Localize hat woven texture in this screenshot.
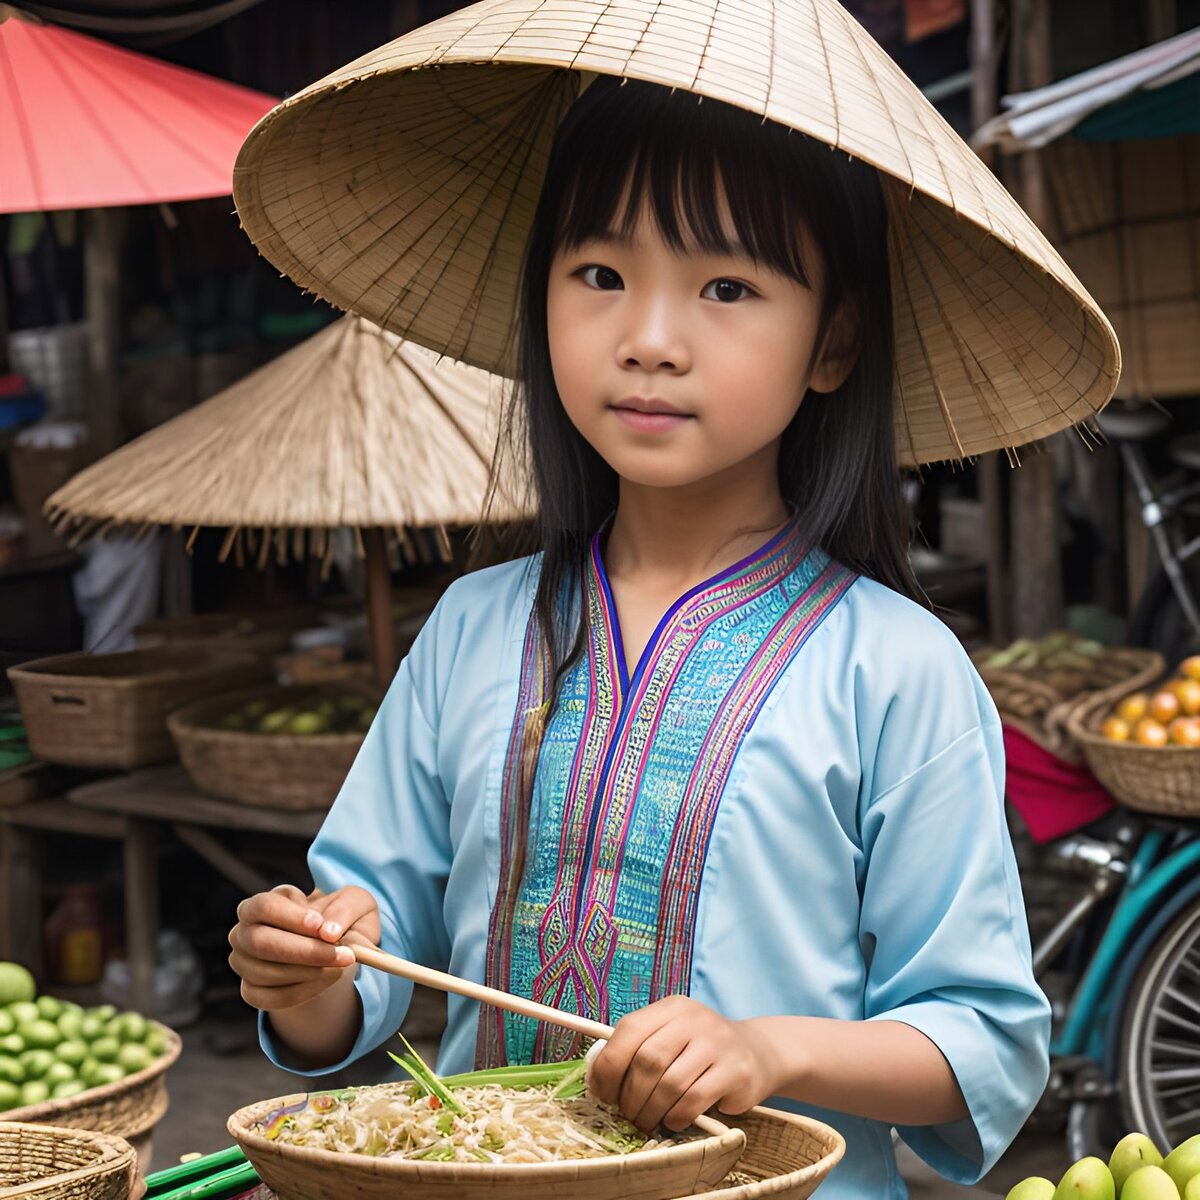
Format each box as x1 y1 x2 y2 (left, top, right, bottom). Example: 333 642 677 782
233 0 1120 467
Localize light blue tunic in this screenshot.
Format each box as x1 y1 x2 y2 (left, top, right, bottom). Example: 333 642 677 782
262 539 1050 1199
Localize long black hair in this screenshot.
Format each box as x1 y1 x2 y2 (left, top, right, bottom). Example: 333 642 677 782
493 76 921 700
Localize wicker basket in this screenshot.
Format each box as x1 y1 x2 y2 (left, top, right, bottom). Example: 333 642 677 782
975 647 1164 763
8 649 269 769
168 685 373 810
0 1122 138 1200
228 1091 746 1200
1067 688 1200 818
242 1105 845 1200
3 1026 181 1173
675 1106 844 1200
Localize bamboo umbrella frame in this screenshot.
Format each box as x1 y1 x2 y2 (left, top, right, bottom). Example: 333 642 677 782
45 317 528 684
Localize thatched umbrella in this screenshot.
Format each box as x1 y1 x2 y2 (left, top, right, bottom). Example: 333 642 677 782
44 316 526 684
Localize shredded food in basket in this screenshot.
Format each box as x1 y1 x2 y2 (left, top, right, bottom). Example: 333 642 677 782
259 1082 689 1163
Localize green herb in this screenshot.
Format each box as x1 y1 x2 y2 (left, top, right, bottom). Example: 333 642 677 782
387 1032 469 1116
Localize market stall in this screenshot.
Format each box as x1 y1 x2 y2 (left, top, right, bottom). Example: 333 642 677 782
40 313 525 686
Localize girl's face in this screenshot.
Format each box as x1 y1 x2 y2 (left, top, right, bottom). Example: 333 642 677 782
546 204 853 494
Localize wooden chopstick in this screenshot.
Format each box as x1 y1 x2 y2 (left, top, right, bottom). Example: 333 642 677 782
351 944 616 1042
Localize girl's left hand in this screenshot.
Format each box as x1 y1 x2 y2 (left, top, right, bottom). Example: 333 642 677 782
587 995 777 1133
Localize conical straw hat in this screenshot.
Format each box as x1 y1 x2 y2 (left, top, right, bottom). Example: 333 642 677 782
233 0 1120 467
45 317 526 560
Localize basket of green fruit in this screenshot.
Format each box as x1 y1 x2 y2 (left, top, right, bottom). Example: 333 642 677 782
167 684 379 810
0 962 179 1172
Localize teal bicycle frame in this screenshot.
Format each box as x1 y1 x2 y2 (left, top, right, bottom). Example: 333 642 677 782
1051 829 1200 1062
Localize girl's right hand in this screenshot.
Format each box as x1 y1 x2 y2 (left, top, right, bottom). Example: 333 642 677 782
228 883 381 1012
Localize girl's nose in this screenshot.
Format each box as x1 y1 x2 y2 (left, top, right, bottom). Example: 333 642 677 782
616 301 691 374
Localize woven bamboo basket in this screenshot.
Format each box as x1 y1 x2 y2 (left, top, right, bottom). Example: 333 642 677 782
0 1122 139 1200
167 685 373 810
3 1027 181 1173
228 1091 747 1200
673 1107 844 1200
974 647 1164 763
244 1105 845 1200
8 648 268 769
1067 688 1200 818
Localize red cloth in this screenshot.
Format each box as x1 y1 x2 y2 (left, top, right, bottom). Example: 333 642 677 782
1003 724 1116 843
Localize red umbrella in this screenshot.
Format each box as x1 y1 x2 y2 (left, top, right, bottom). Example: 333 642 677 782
0 4 276 212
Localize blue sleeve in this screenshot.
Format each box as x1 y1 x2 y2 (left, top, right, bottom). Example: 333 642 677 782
858 658 1051 1183
259 614 452 1076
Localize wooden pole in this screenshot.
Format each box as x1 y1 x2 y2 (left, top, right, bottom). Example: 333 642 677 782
84 208 125 456
1142 0 1176 42
363 527 399 688
969 0 1010 646
1006 0 1064 638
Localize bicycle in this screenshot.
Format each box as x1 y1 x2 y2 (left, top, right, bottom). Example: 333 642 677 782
1095 401 1200 665
1022 804 1200 1158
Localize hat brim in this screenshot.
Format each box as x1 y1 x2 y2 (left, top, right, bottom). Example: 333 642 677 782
234 1 1119 466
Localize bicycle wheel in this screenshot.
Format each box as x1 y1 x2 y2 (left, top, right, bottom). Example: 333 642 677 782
1117 896 1200 1148
1130 566 1200 665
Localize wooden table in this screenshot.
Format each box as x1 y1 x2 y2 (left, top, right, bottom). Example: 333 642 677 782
0 764 325 1014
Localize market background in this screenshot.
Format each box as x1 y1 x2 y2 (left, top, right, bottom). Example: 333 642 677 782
2 1 1200 1198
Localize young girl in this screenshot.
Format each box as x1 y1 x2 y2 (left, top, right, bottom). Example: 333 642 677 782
229 5 1117 1195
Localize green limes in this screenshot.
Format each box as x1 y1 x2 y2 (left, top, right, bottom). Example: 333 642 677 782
34 996 63 1021
288 711 329 735
43 1061 75 1087
90 1036 119 1063
19 1019 62 1050
0 1010 14 1037
50 1079 87 1101
1006 1179 1056 1200
1110 1133 1164 1192
0 1080 20 1111
8 1001 39 1025
0 1055 23 1085
144 1027 167 1057
0 963 36 1006
112 1012 148 1043
19 1049 55 1080
79 1015 104 1041
1053 1157 1114 1200
56 1010 83 1040
54 1040 87 1068
19 1080 49 1106
243 700 270 719
88 1005 116 1023
89 1063 124 1087
257 707 295 733
116 1043 151 1075
78 1058 100 1086
1122 1165 1183 1199
1166 1137 1200 1194
0 1034 23 1056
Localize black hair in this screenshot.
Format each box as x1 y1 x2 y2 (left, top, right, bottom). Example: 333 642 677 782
494 75 921 700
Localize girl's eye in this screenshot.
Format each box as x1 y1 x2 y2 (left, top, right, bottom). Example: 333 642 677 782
702 278 754 303
580 265 623 291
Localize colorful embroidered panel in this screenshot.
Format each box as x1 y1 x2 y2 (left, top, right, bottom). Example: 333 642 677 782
476 523 855 1067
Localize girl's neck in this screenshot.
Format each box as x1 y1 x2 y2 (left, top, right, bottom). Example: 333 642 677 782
604 452 791 592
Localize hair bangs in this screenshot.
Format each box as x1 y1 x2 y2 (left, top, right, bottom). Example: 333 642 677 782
551 82 815 290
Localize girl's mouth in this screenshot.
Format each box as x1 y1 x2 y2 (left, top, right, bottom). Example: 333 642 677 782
609 400 694 434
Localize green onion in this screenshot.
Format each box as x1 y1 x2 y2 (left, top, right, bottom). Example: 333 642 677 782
439 1060 587 1093
387 1033 469 1116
